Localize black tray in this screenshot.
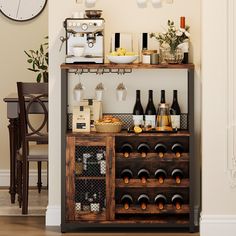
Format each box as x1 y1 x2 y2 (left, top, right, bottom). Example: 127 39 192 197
127 127 178 133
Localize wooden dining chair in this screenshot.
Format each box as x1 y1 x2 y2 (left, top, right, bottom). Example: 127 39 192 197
16 82 48 214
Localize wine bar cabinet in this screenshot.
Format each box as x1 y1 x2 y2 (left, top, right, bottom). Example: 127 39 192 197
61 63 197 232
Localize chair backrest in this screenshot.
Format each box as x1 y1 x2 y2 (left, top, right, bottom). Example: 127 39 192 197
17 82 48 146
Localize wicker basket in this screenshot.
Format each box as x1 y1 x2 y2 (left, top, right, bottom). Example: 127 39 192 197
95 122 123 133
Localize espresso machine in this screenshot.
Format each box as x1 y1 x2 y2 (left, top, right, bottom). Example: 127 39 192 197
63 18 105 63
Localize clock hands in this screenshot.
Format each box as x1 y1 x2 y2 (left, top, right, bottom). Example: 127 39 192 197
16 0 22 19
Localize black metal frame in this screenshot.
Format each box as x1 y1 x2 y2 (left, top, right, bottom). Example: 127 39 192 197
61 66 197 232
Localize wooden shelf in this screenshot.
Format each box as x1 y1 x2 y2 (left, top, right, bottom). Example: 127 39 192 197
61 63 194 70
115 178 189 188
74 211 106 221
116 152 189 160
75 176 105 180
115 204 189 214
66 130 191 137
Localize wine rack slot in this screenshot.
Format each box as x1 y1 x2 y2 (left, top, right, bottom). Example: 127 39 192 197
115 204 190 214
115 178 190 188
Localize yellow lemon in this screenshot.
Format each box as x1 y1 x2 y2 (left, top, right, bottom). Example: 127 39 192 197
134 126 142 134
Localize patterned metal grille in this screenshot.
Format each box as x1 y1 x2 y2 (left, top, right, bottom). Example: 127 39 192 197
74 145 106 213
68 113 188 130
75 146 106 177
75 179 106 213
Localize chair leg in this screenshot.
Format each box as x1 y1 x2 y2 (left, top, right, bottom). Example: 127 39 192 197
17 160 22 208
37 161 42 193
22 161 29 214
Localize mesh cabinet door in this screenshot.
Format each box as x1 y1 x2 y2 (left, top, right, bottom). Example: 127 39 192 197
65 135 113 222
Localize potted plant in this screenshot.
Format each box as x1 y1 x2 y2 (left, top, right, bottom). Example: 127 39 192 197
24 36 48 83
150 20 190 63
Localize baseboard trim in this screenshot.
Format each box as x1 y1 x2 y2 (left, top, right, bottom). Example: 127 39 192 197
0 169 47 187
200 214 236 236
46 205 61 226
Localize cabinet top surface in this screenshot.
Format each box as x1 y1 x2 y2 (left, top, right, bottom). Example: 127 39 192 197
60 63 194 70
67 130 190 137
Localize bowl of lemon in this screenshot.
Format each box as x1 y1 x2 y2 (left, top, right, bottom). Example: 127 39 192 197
107 48 138 64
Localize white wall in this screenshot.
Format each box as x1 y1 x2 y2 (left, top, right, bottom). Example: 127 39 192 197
47 0 201 225
0 6 48 181
201 0 236 235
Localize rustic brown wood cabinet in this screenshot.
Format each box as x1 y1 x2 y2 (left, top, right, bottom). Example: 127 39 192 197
61 63 197 232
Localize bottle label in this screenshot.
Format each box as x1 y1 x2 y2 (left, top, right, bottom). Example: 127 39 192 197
171 115 180 129
178 41 189 53
133 115 144 126
145 115 156 128
100 160 106 174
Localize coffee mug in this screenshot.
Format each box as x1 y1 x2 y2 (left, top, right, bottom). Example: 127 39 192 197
73 46 84 57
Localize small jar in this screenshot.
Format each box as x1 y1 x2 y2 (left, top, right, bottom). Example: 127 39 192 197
142 50 157 64
150 53 160 64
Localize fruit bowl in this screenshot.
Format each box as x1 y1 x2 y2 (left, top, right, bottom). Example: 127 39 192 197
107 55 138 64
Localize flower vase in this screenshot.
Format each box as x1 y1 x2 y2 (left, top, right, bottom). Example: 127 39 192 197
163 48 184 64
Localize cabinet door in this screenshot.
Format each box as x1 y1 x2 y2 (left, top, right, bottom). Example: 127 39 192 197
66 135 113 222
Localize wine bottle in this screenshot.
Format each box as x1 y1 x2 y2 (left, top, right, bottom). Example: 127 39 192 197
154 143 167 158
154 169 167 184
145 90 156 129
171 194 184 210
121 194 133 210
138 168 150 184
120 169 133 184
171 169 184 184
171 143 184 158
75 192 82 212
160 90 165 103
90 193 100 212
137 194 150 210
133 90 144 126
179 16 189 64
120 143 133 158
154 194 167 210
137 143 150 158
170 90 181 130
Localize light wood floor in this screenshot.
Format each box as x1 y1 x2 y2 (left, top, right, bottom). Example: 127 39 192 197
0 216 199 236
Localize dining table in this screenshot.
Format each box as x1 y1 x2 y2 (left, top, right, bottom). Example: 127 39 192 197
3 93 48 204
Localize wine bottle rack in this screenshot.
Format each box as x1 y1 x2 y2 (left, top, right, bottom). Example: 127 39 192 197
61 64 196 232
114 135 190 222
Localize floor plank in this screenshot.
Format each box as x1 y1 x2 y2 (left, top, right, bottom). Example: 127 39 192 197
0 216 199 236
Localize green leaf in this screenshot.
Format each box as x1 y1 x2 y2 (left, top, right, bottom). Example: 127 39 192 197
24 51 31 58
40 45 44 54
27 59 33 63
28 68 40 72
41 65 48 70
37 73 42 83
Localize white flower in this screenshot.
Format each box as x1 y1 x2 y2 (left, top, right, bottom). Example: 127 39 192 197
176 30 183 36
179 28 186 32
184 31 190 37
162 31 167 35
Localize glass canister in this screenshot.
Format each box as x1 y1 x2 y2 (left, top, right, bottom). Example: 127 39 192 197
141 50 157 64
156 103 173 131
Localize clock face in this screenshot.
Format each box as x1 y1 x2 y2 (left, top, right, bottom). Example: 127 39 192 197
0 0 47 21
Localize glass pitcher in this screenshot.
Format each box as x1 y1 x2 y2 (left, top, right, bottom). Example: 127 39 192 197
156 103 173 131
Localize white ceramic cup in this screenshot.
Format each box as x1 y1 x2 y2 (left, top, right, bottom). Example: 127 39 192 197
85 0 96 7
116 90 127 101
151 0 162 7
136 0 148 7
73 46 84 57
95 90 103 101
74 89 84 102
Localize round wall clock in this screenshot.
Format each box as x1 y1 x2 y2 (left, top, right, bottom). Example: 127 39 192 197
0 0 47 22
